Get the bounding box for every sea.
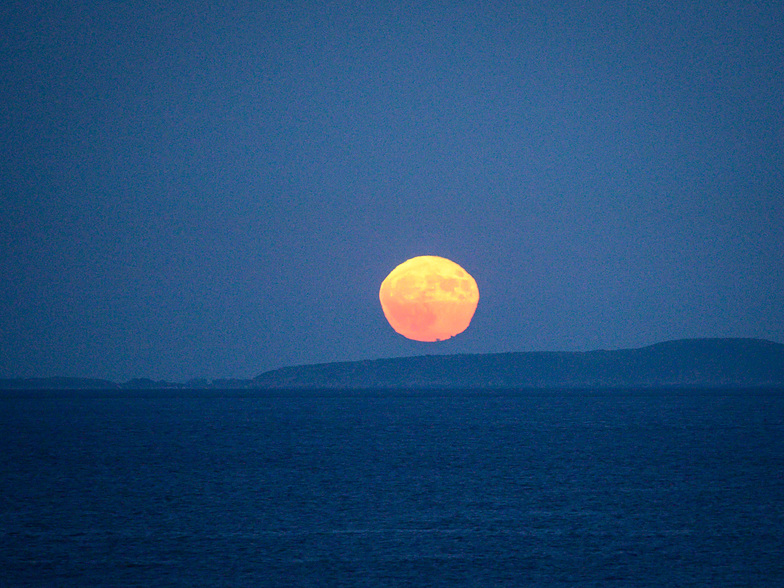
[1,387,783,586]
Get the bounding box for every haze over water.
[2,387,783,585]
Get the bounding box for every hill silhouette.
[3,339,782,390]
[252,338,784,389]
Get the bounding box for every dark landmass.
[2,339,783,390]
[0,377,183,390]
[252,338,784,389]
[0,377,121,390]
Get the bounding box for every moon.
[379,255,479,342]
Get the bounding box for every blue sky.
[2,1,782,380]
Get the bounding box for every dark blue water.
[1,388,783,586]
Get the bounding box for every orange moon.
[379,256,479,342]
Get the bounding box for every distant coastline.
[2,338,783,390]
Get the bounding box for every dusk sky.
[2,1,782,381]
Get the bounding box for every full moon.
[379,256,479,342]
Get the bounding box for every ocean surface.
[1,388,783,586]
